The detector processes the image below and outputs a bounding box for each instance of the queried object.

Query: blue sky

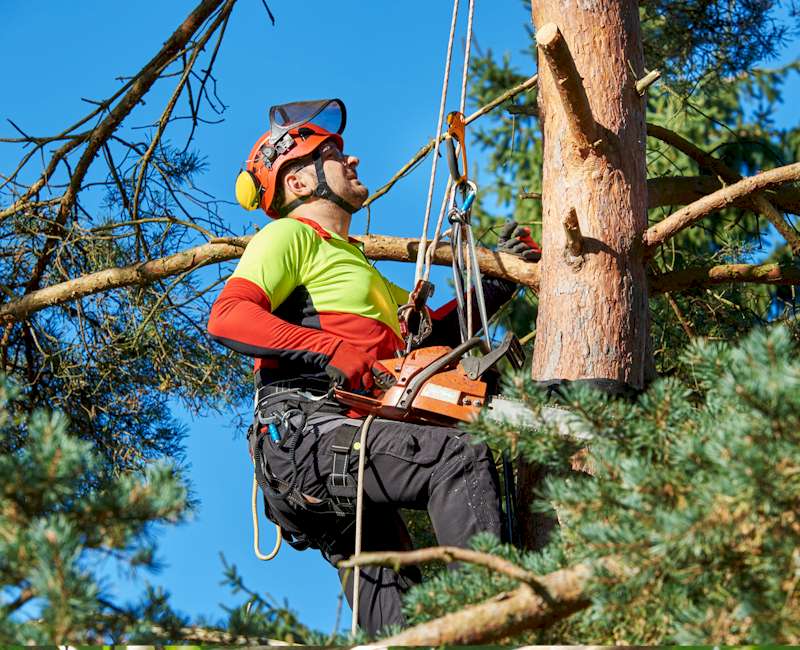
[2,0,798,637]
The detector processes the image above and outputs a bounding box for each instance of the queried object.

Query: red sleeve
[207,277,344,367]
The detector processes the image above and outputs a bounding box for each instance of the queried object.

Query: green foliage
[639,0,798,89]
[406,326,800,643]
[0,376,309,645]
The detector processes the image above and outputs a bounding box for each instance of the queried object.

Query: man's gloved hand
[325,342,397,392]
[497,220,542,262]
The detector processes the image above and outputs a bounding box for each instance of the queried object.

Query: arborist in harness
[206,98,541,635]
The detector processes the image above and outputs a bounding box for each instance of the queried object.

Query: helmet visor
[269,98,346,140]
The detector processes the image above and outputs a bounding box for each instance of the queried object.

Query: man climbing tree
[206,98,540,634]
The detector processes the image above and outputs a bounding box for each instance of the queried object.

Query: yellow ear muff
[235,170,261,211]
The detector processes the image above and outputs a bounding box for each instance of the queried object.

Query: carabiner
[446,179,477,225]
[445,111,468,187]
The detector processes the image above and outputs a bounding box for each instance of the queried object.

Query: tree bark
[530,1,650,390]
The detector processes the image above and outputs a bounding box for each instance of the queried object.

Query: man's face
[316,140,369,208]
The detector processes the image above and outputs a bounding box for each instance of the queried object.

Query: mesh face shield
[260,99,347,168]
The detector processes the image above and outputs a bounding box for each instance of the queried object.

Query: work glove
[325,342,397,392]
[497,220,542,262]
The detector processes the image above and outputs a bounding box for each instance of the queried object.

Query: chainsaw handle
[398,336,488,409]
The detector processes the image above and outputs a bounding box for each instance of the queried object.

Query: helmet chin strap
[278,148,360,217]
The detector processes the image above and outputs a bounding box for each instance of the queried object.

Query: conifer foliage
[0,377,310,645]
[0,376,188,642]
[402,326,800,644]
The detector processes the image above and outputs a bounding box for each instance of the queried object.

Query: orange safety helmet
[235,99,353,218]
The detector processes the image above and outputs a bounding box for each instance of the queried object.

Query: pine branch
[642,162,800,253]
[377,561,600,645]
[647,123,800,254]
[339,546,551,599]
[0,235,539,323]
[536,23,597,155]
[649,262,800,293]
[17,0,232,295]
[647,175,800,215]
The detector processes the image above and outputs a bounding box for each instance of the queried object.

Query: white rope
[459,0,476,116]
[414,0,460,285]
[422,179,452,283]
[418,0,477,287]
[351,414,375,634]
[251,470,282,561]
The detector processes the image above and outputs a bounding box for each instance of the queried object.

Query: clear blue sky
[2,0,797,636]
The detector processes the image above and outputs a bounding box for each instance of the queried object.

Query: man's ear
[284,169,313,199]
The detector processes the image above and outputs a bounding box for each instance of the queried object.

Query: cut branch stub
[563,207,583,258]
[635,69,661,95]
[536,23,597,155]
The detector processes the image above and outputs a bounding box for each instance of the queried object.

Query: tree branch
[536,23,597,155]
[0,234,540,324]
[647,123,800,254]
[363,74,538,208]
[339,546,550,597]
[647,175,800,215]
[635,69,661,94]
[377,561,596,645]
[649,262,800,293]
[642,162,800,253]
[22,0,231,295]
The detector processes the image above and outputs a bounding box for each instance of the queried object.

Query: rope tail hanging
[351,415,375,634]
[252,469,282,561]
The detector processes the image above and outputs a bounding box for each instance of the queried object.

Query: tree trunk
[518,0,650,549]
[530,0,650,389]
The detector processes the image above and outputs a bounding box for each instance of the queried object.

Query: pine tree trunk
[519,0,650,549]
[530,0,650,388]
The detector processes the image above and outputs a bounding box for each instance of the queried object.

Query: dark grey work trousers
[259,410,503,636]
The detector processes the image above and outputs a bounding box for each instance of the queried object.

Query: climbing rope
[251,469,282,561]
[351,414,375,634]
[414,0,476,287]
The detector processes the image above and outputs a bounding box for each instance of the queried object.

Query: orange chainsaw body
[334,346,487,426]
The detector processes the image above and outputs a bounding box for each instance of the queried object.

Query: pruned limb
[536,23,596,154]
[563,207,583,257]
[647,175,800,215]
[363,74,538,208]
[635,69,661,95]
[647,123,800,254]
[649,262,800,293]
[642,162,800,253]
[0,235,539,324]
[339,546,549,598]
[377,562,596,645]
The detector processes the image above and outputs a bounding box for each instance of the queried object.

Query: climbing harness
[249,384,361,561]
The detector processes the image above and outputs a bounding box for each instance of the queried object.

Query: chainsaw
[334,331,588,434]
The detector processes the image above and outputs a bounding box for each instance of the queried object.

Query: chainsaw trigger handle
[461,332,526,380]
